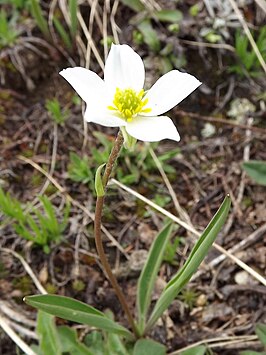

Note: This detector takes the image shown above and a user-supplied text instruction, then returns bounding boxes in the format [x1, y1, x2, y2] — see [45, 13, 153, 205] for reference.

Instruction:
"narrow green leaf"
[256, 323, 266, 346]
[37, 310, 62, 355]
[133, 339, 166, 355]
[69, 0, 78, 38]
[181, 345, 207, 355]
[145, 196, 231, 332]
[53, 16, 72, 50]
[95, 163, 106, 197]
[137, 223, 173, 333]
[153, 9, 182, 23]
[29, 0, 49, 37]
[24, 295, 134, 340]
[242, 160, 266, 186]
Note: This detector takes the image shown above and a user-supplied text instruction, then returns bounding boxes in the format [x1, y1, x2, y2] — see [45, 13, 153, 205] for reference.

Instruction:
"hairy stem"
[94, 130, 139, 337]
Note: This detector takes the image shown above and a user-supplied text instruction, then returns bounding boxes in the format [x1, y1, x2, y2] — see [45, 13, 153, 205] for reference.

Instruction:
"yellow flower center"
[108, 88, 151, 122]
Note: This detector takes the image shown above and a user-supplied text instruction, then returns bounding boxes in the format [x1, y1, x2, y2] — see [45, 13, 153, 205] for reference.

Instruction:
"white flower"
[59, 44, 201, 142]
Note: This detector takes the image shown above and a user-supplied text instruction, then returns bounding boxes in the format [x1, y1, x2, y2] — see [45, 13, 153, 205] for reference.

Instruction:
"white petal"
[104, 44, 145, 91]
[125, 116, 180, 142]
[84, 108, 126, 127]
[143, 70, 201, 116]
[59, 67, 105, 104]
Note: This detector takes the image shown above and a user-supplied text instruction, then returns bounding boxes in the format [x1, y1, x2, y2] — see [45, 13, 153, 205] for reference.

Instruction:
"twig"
[111, 178, 266, 287]
[176, 110, 266, 135]
[148, 146, 193, 227]
[179, 39, 235, 52]
[110, 0, 120, 44]
[0, 316, 37, 355]
[0, 248, 47, 295]
[0, 301, 36, 327]
[37, 123, 58, 198]
[207, 223, 266, 269]
[168, 334, 258, 354]
[222, 117, 252, 236]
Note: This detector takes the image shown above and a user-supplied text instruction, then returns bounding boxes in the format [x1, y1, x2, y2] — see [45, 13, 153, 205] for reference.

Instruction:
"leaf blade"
[145, 195, 231, 331]
[242, 160, 266, 186]
[24, 295, 134, 340]
[137, 222, 173, 333]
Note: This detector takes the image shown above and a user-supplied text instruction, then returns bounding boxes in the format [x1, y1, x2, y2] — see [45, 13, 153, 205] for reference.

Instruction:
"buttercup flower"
[60, 44, 201, 142]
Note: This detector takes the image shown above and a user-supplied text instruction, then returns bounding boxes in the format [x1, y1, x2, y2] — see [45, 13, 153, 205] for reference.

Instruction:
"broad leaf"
[120, 0, 145, 12]
[256, 323, 266, 346]
[37, 310, 62, 355]
[145, 196, 231, 331]
[240, 352, 266, 355]
[137, 223, 173, 333]
[182, 345, 207, 355]
[242, 161, 266, 186]
[24, 295, 134, 340]
[133, 339, 166, 355]
[153, 9, 182, 23]
[57, 326, 94, 355]
[137, 19, 160, 52]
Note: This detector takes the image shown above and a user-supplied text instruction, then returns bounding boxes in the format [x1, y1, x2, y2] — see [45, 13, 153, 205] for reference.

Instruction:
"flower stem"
[94, 130, 139, 337]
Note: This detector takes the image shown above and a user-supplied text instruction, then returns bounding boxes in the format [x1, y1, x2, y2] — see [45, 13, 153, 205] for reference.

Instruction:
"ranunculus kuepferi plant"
[25, 44, 230, 353]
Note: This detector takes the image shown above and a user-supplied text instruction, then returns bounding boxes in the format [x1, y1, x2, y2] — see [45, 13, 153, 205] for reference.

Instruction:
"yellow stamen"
[108, 88, 151, 121]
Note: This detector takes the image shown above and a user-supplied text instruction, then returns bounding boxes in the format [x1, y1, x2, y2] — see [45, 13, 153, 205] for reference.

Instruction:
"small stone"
[196, 293, 207, 307]
[234, 270, 250, 285]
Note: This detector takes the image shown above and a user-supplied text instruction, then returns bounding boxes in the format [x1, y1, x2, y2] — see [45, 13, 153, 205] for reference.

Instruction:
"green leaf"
[137, 223, 173, 333]
[95, 163, 106, 197]
[120, 0, 145, 12]
[29, 0, 49, 37]
[24, 295, 134, 340]
[240, 352, 266, 355]
[256, 323, 266, 346]
[133, 339, 166, 355]
[153, 9, 182, 23]
[137, 19, 160, 52]
[107, 332, 129, 355]
[57, 326, 94, 354]
[69, 0, 78, 38]
[37, 310, 62, 355]
[53, 16, 72, 49]
[145, 195, 231, 332]
[182, 345, 207, 355]
[242, 161, 266, 186]
[84, 331, 105, 355]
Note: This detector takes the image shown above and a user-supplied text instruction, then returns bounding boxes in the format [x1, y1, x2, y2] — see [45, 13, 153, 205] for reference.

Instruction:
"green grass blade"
[40, 196, 59, 233]
[53, 16, 72, 49]
[24, 295, 134, 340]
[145, 195, 231, 332]
[69, 0, 78, 38]
[137, 222, 173, 333]
[29, 0, 49, 37]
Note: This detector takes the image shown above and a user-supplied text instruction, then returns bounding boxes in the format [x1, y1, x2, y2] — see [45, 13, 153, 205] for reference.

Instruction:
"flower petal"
[125, 116, 180, 142]
[59, 67, 105, 104]
[104, 44, 145, 91]
[143, 70, 201, 116]
[84, 108, 126, 127]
